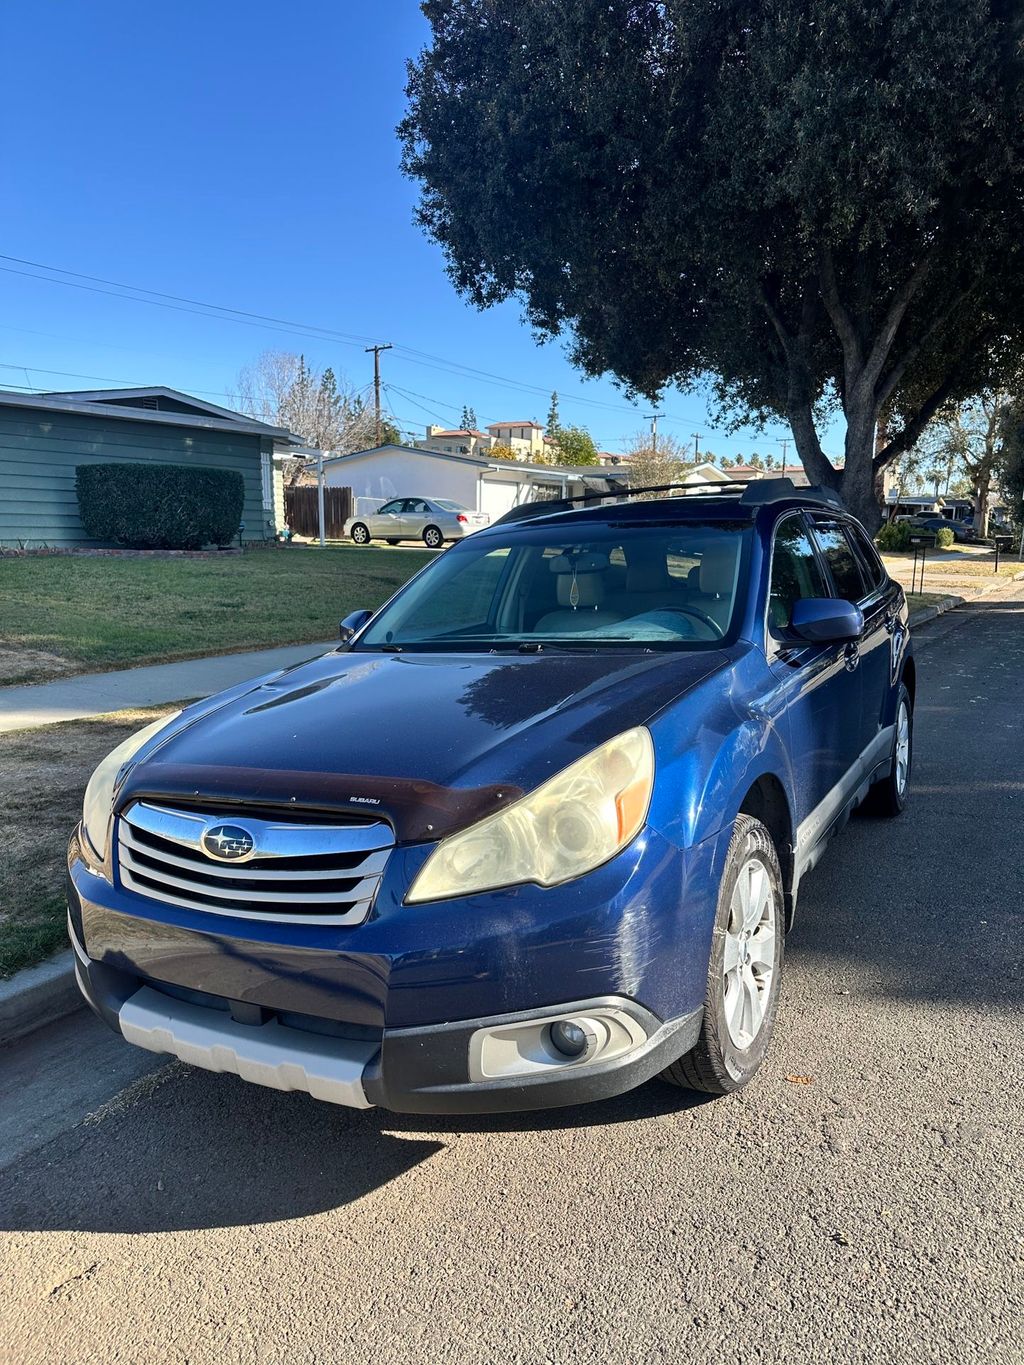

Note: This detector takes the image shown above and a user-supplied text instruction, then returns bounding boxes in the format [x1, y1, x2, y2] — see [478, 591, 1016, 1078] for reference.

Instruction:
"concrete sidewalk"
[0, 640, 336, 734]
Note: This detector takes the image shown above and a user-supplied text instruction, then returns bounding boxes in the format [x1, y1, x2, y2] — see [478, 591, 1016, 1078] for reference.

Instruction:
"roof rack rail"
[491, 476, 844, 527]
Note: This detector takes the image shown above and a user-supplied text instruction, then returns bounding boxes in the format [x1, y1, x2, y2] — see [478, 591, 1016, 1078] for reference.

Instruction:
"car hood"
[120, 646, 735, 841]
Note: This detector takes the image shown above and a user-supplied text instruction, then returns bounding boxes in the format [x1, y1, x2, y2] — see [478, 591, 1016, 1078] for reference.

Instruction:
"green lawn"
[0, 546, 433, 684]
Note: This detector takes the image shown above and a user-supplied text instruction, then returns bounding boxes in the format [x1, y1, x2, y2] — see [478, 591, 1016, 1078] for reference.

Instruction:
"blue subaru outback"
[68, 479, 913, 1113]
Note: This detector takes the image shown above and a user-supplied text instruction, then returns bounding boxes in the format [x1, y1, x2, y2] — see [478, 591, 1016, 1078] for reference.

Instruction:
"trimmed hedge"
[76, 463, 245, 550]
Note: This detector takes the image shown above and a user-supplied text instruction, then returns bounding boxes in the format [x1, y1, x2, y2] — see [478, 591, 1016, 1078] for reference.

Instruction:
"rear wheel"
[423, 525, 443, 549]
[661, 814, 784, 1096]
[862, 684, 912, 817]
[350, 523, 370, 545]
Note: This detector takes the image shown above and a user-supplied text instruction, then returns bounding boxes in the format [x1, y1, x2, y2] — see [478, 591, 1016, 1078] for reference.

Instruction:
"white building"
[320, 443, 625, 520]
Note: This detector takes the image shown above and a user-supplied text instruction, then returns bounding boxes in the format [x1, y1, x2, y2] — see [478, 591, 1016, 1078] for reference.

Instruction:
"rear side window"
[846, 522, 887, 593]
[810, 521, 868, 603]
[768, 515, 829, 633]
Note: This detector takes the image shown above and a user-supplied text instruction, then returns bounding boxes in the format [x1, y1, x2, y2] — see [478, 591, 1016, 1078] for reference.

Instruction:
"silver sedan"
[344, 497, 490, 549]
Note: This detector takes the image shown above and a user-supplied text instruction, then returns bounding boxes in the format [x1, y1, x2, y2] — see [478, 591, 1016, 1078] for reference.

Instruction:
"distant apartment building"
[418, 425, 495, 457]
[485, 420, 546, 460]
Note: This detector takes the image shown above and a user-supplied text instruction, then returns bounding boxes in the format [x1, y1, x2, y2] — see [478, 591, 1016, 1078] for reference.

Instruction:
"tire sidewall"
[351, 524, 369, 545]
[705, 818, 786, 1088]
[891, 685, 912, 811]
[423, 526, 443, 548]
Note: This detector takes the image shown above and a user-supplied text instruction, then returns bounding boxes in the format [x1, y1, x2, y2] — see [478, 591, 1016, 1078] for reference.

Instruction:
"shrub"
[76, 463, 245, 550]
[933, 525, 955, 549]
[875, 519, 911, 551]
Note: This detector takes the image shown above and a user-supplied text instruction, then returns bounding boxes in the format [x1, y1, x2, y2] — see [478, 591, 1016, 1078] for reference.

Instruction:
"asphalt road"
[1, 588, 1022, 1365]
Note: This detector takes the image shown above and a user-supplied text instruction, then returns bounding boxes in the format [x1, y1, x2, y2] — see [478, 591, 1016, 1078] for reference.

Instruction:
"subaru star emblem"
[202, 823, 256, 862]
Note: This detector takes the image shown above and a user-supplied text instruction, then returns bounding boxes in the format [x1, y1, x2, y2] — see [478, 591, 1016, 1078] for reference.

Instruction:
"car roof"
[480, 479, 849, 537]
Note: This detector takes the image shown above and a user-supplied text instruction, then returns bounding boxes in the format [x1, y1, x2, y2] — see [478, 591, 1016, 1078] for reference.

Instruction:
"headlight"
[406, 726, 654, 904]
[81, 712, 181, 865]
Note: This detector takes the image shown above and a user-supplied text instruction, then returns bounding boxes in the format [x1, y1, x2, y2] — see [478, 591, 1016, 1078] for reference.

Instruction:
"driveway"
[1, 589, 1021, 1364]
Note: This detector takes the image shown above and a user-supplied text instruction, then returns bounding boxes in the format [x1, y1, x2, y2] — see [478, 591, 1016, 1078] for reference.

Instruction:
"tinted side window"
[846, 523, 887, 592]
[379, 500, 402, 514]
[811, 522, 868, 602]
[768, 516, 829, 633]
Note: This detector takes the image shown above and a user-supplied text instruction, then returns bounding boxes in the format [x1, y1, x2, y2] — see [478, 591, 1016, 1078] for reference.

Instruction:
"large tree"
[401, 0, 1024, 528]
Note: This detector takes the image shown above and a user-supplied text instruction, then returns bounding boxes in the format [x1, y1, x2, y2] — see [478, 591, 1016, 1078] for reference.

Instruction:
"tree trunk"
[834, 406, 885, 532]
[973, 479, 991, 538]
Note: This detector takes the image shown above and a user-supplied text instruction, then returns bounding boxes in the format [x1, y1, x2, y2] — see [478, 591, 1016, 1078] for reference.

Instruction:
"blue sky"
[1, 0, 810, 458]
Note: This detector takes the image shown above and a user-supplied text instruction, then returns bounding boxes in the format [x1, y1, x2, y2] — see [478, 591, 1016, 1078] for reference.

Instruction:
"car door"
[403, 499, 431, 540]
[765, 512, 863, 857]
[842, 518, 903, 769]
[372, 499, 406, 539]
[808, 515, 889, 773]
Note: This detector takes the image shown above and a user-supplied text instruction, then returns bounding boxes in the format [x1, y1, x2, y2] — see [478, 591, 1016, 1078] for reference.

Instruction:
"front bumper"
[67, 815, 718, 1114]
[70, 916, 701, 1113]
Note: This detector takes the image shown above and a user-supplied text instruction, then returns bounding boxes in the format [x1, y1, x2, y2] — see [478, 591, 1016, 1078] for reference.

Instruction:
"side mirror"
[790, 598, 864, 644]
[339, 608, 373, 643]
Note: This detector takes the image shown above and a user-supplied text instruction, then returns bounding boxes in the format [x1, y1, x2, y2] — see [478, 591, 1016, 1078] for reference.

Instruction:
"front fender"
[646, 651, 796, 851]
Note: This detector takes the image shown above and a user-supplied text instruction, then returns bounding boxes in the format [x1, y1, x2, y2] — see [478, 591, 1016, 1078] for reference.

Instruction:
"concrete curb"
[0, 950, 81, 1048]
[0, 582, 996, 1049]
[907, 594, 964, 629]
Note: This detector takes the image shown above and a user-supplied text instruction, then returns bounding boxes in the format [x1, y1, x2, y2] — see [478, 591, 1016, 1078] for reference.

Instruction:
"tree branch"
[818, 247, 862, 398]
[875, 276, 982, 411]
[875, 370, 966, 469]
[860, 251, 936, 394]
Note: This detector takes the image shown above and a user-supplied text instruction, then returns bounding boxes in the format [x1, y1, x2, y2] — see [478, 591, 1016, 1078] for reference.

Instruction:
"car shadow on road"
[0, 1049, 711, 1235]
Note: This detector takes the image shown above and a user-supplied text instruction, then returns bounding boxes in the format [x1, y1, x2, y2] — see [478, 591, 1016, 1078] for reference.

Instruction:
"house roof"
[322, 443, 490, 468]
[424, 428, 491, 440]
[487, 420, 543, 430]
[0, 386, 300, 442]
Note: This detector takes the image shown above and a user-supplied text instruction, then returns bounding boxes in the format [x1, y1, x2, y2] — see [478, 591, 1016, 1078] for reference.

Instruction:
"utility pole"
[364, 343, 393, 446]
[645, 412, 663, 453]
[691, 432, 701, 462]
[778, 436, 791, 464]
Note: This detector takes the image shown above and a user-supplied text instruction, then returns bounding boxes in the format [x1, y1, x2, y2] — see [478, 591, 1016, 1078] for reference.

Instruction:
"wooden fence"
[284, 485, 353, 540]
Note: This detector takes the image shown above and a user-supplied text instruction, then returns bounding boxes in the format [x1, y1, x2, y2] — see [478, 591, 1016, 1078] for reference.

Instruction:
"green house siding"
[0, 406, 271, 547]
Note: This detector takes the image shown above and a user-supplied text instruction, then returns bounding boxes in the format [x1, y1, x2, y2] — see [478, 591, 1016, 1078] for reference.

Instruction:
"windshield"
[357, 521, 750, 651]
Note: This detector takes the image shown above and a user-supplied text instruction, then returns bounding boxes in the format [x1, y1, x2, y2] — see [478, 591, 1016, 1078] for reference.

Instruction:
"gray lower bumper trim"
[118, 986, 377, 1108]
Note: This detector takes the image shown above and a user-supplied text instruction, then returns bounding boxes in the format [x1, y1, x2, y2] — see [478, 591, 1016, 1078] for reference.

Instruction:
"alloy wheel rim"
[895, 702, 910, 795]
[426, 530, 440, 547]
[723, 857, 777, 1051]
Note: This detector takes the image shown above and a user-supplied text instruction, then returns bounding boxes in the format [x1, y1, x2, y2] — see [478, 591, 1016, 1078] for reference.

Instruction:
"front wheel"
[350, 523, 370, 545]
[862, 684, 912, 817]
[661, 814, 785, 1096]
[423, 525, 443, 549]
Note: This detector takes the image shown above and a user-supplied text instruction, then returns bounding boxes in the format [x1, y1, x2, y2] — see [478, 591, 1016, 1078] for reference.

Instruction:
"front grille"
[116, 801, 393, 925]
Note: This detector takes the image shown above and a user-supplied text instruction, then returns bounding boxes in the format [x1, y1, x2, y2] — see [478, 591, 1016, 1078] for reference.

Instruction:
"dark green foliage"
[999, 400, 1024, 527]
[76, 463, 245, 549]
[875, 520, 911, 552]
[401, 1, 1024, 529]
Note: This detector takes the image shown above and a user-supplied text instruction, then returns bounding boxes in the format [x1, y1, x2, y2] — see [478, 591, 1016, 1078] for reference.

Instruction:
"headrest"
[556, 573, 605, 608]
[627, 561, 669, 593]
[699, 542, 737, 596]
[549, 552, 609, 574]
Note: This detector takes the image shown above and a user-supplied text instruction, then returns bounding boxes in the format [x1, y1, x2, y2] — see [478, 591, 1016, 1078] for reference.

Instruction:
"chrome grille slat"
[116, 802, 393, 925]
[118, 826, 390, 881]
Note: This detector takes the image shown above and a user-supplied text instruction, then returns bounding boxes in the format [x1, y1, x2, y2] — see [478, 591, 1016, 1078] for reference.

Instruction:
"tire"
[350, 523, 370, 545]
[661, 814, 785, 1096]
[423, 525, 443, 549]
[862, 683, 912, 817]
[385, 539, 400, 546]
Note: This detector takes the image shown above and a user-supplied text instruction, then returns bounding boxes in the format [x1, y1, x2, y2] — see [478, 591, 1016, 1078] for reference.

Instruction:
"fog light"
[549, 1018, 598, 1060]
